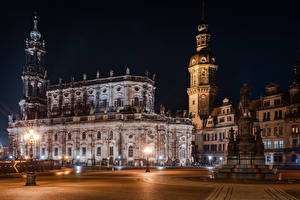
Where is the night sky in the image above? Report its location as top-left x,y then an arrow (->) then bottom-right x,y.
0,0 -> 299,145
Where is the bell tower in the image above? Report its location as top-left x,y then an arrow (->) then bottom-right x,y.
187,0 -> 218,129
19,15 -> 48,120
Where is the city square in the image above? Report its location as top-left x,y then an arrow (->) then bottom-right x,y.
1,169 -> 300,200
0,0 -> 300,199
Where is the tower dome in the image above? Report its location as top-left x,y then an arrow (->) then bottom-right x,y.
30,16 -> 41,41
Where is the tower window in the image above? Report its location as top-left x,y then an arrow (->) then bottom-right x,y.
128,146 -> 133,157
68,147 -> 72,156
109,146 -> 114,156
82,132 -> 86,140
68,133 -> 71,140
97,147 -> 101,156
97,131 -> 101,140
54,148 -> 58,156
110,131 -> 113,140
82,147 -> 86,156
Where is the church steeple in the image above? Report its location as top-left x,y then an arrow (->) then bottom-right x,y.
19,14 -> 48,120
196,0 -> 211,52
187,0 -> 218,129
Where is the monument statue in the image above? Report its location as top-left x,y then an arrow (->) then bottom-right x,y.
215,84 -> 277,181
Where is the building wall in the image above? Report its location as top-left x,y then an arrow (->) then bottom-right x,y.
8,113 -> 193,166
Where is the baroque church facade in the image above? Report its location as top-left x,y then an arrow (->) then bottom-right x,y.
7,17 -> 193,166
189,5 -> 300,167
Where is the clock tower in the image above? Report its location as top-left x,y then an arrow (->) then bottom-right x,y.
187,1 -> 218,129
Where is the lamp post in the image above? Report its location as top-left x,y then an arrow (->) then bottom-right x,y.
23,129 -> 39,186
208,155 -> 212,166
144,147 -> 152,173
106,137 -> 111,169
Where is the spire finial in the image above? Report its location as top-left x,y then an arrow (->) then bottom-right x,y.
201,0 -> 206,23
30,11 -> 41,41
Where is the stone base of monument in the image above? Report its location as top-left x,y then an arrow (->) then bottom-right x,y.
214,156 -> 278,181
25,172 -> 36,186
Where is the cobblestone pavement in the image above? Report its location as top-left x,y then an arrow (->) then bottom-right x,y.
0,169 -> 299,200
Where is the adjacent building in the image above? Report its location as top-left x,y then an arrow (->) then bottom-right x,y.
188,5 -> 300,167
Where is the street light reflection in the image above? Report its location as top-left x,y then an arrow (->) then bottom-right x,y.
75,166 -> 82,174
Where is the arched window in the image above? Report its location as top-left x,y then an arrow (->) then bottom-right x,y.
133,97 -> 139,106
82,132 -> 86,140
97,131 -> 101,140
110,131 -> 113,140
54,133 -> 58,141
68,133 -> 71,140
180,147 -> 185,159
128,146 -> 133,157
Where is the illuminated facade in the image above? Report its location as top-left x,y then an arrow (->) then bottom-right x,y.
187,12 -> 218,130
7,17 -> 193,166
189,5 -> 300,167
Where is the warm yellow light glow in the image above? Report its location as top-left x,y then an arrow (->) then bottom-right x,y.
24,133 -> 30,140
65,156 -> 69,159
33,134 -> 39,140
24,129 -> 40,142
144,147 -> 152,154
58,156 -> 62,160
25,156 -> 29,160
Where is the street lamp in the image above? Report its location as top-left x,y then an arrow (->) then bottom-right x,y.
23,128 -> 39,186
106,137 -> 111,169
144,147 -> 152,173
219,157 -> 223,164
159,155 -> 163,166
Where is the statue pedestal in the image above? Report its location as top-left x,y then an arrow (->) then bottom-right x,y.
25,172 -> 36,186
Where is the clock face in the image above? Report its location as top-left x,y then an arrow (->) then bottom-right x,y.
201,94 -> 206,99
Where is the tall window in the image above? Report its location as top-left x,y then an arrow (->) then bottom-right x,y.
279,110 -> 282,119
263,141 -> 267,149
97,147 -> 101,156
68,147 -> 72,156
110,131 -> 113,140
279,127 -> 283,136
42,148 -> 45,156
54,134 -> 58,141
97,132 -> 101,140
109,146 -> 114,156
68,133 -> 72,140
274,127 -> 278,136
293,139 -> 298,148
274,141 -> 278,149
279,140 -> 284,149
180,147 -> 185,158
267,128 -> 271,136
275,111 -> 278,119
54,148 -> 58,156
292,125 -> 299,134
82,147 -> 86,156
267,141 -> 272,149
82,132 -> 86,140
263,128 -> 266,137
133,97 -> 139,106
128,146 -> 133,157
115,98 -> 123,107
